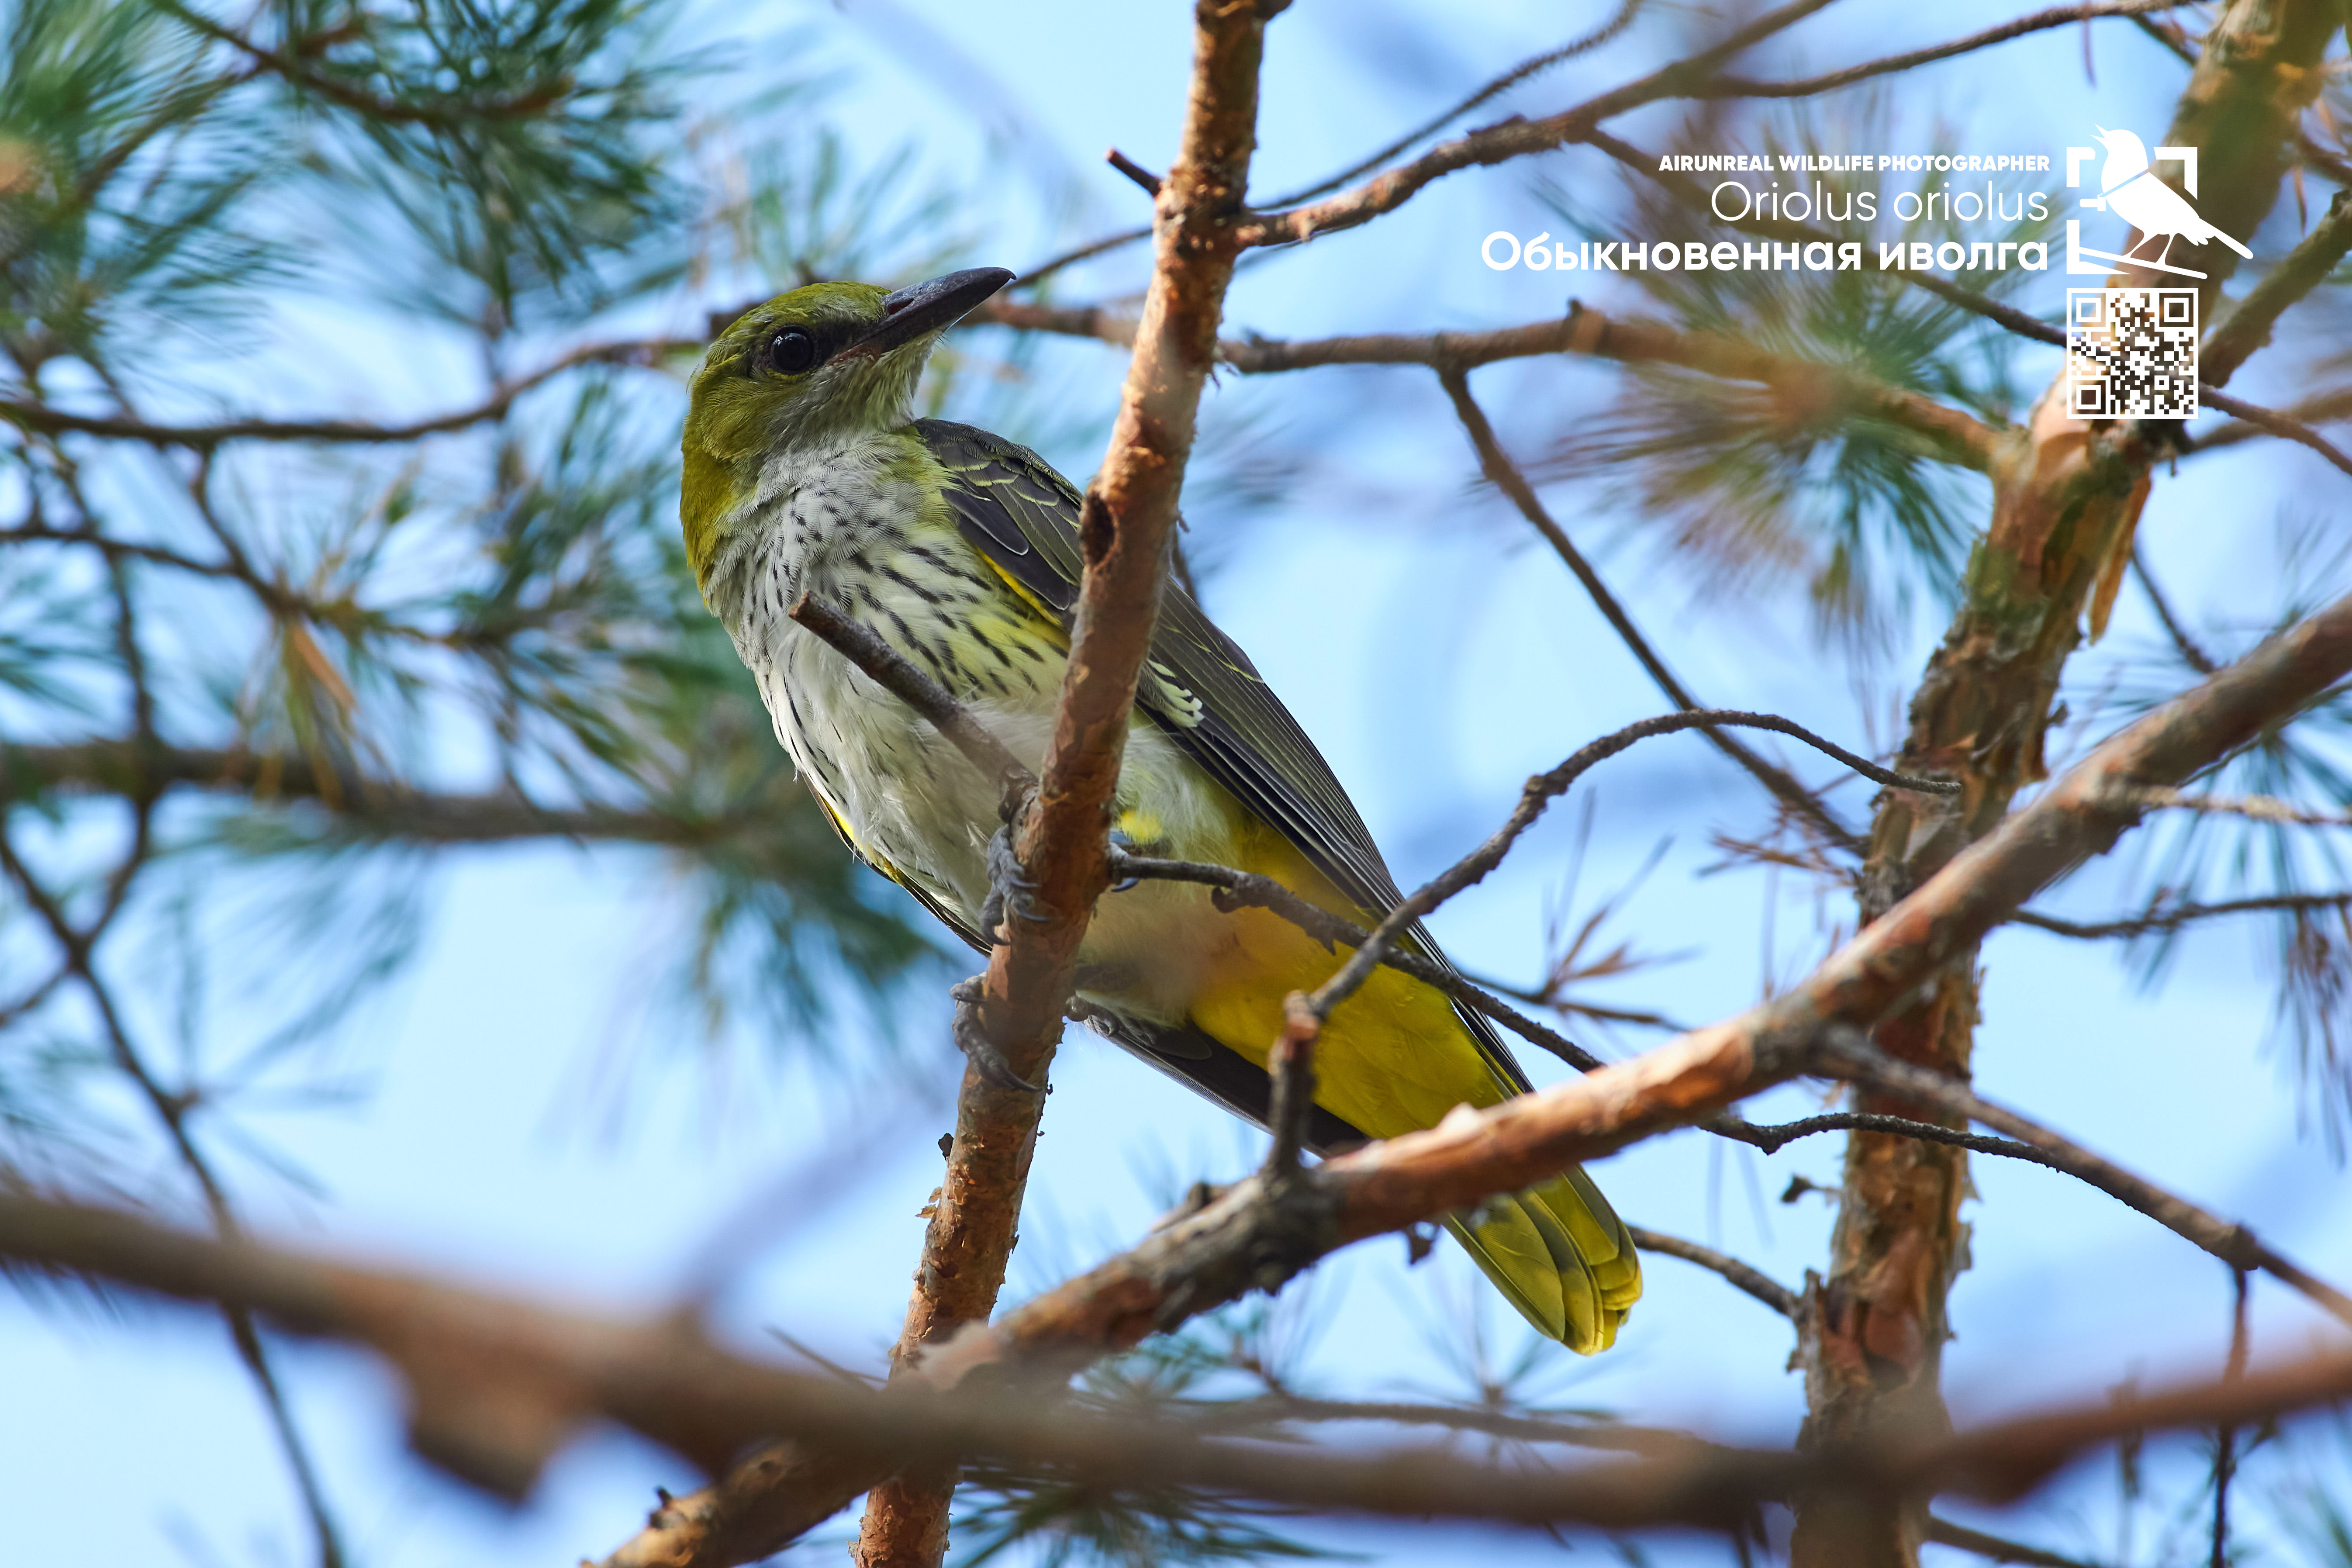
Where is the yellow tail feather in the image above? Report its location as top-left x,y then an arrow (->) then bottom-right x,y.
1444,1168 -> 1642,1354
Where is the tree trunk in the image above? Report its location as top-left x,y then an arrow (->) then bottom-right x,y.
1789,5 -> 2338,1562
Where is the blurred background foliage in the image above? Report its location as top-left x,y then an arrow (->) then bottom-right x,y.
4,1 -> 2352,1565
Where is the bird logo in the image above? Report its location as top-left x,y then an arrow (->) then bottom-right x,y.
2066,127 -> 2251,279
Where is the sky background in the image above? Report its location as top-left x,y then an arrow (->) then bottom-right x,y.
7,2 -> 2351,1565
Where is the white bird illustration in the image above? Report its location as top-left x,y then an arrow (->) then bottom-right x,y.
2090,127 -> 2252,269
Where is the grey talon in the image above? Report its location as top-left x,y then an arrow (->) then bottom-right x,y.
983,824 -> 1043,933
950,973 -> 1044,1094
1107,829 -> 1141,892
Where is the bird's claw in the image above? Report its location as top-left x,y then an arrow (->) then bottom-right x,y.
950,975 -> 1045,1095
1106,829 -> 1141,893
979,825 -> 1043,943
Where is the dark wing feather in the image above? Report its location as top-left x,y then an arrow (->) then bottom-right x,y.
914,418 -> 1533,1097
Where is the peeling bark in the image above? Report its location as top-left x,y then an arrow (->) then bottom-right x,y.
1791,7 -> 2339,1564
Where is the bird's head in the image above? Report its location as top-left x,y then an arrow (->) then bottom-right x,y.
680,266 -> 1013,592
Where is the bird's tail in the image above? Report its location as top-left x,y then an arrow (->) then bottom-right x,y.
1442,1166 -> 1642,1354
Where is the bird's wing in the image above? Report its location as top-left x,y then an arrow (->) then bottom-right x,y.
912,418 -> 1534,1098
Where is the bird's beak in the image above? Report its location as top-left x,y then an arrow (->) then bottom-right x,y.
850,267 -> 1015,357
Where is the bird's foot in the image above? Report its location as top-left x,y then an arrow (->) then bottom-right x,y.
1106,828 -> 1143,892
978,825 -> 1043,943
949,975 -> 1046,1095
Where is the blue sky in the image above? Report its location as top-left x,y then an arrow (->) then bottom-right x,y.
7,2 -> 2351,1565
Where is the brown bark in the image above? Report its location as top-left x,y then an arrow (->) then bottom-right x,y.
8,1188 -> 2352,1541
850,5 -> 1289,1564
1792,7 -> 2339,1565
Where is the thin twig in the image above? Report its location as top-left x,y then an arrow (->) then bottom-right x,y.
788,594 -> 1034,799
2211,1266 -> 2251,1568
1927,1516 -> 2115,1568
2133,548 -> 2219,674
1301,705 -> 1941,1025
2011,891 -> 2352,939
1010,2 -> 1652,286
1011,225 -> 1153,292
1105,147 -> 1162,196
1813,1030 -> 2352,1330
1713,1110 -> 2054,1167
2201,190 -> 2352,386
2117,785 -> 2352,829
1226,305 -> 2002,470
1174,1392 -> 1691,1455
2197,386 -> 2352,478
1234,0 -> 1841,250
2192,383 -> 2352,452
0,737 -> 775,849
1109,847 -> 1607,1073
1257,0 -> 1650,208
1263,996 -> 1319,1177
0,336 -> 684,446
1697,1 -> 2193,99
1440,369 -> 1867,853
1625,1226 -> 1799,1316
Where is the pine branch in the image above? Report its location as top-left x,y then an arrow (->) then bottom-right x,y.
2012,891 -> 2352,938
4,1191 -> 2351,1542
1232,0 -> 1840,249
2197,386 -> 2352,478
169,6 -> 581,127
2201,190 -> 2352,386
1256,0 -> 1651,207
1714,1111 -> 2055,1168
850,8 -> 1292,1565
977,300 -> 2006,471
2118,785 -> 2352,829
788,595 -> 1033,799
0,739 -> 767,848
0,338 -> 691,446
1230,305 -> 2003,470
2194,383 -> 2352,452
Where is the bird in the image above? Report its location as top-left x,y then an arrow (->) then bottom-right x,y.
679,266 -> 1641,1352
2090,127 -> 2252,270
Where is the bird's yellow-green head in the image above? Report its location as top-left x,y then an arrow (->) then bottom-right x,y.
679,266 -> 1014,594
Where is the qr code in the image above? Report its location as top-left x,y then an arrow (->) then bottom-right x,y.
2066,288 -> 2198,418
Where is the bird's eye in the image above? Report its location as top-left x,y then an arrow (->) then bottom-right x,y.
769,330 -> 817,375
